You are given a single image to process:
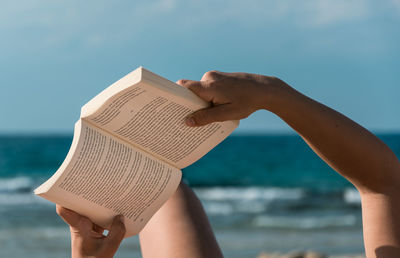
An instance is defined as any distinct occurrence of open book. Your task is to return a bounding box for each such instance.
[34,67,239,237]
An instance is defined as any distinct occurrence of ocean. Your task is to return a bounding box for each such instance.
[1,134,399,257]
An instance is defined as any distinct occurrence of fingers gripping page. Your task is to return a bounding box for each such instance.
[56,121,181,236]
[84,83,238,168]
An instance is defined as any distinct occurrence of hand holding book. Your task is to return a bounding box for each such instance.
[56,205,125,258]
[35,67,239,237]
[48,68,400,258]
[177,70,289,126]
[178,69,400,257]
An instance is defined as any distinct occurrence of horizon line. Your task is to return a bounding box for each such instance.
[0,129,399,137]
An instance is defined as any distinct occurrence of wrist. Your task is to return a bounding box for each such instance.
[258,77,299,115]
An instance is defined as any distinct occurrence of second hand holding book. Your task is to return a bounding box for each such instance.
[35,67,239,237]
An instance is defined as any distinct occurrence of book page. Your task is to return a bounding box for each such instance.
[82,77,239,169]
[35,120,181,237]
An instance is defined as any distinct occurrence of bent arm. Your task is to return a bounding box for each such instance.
[178,71,400,257]
[269,86,400,195]
[269,85,400,257]
[139,182,223,258]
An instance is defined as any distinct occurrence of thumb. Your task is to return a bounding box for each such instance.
[185,104,234,126]
[102,215,126,255]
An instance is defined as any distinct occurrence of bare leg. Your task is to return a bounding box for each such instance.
[139,182,223,258]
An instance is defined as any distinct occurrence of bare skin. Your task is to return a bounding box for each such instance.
[56,205,126,258]
[58,70,400,258]
[177,70,400,258]
[57,182,222,258]
[139,182,223,258]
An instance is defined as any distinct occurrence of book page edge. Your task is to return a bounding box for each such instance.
[80,67,143,118]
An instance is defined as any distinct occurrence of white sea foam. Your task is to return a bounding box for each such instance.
[0,176,33,193]
[194,187,305,201]
[343,188,361,204]
[203,201,235,215]
[253,214,358,229]
[0,176,50,206]
[0,193,50,206]
[194,187,306,216]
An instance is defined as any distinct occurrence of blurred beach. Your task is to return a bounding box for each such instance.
[2,0,400,256]
[1,134,399,257]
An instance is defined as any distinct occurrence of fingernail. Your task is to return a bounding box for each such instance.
[185,117,196,126]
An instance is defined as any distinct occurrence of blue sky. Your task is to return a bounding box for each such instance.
[1,0,399,134]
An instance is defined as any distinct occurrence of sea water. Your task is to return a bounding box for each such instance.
[0,134,399,257]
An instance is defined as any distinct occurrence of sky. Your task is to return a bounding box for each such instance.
[1,0,399,134]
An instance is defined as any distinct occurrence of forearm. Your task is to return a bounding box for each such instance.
[267,84,400,194]
[139,182,223,258]
[179,71,400,257]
